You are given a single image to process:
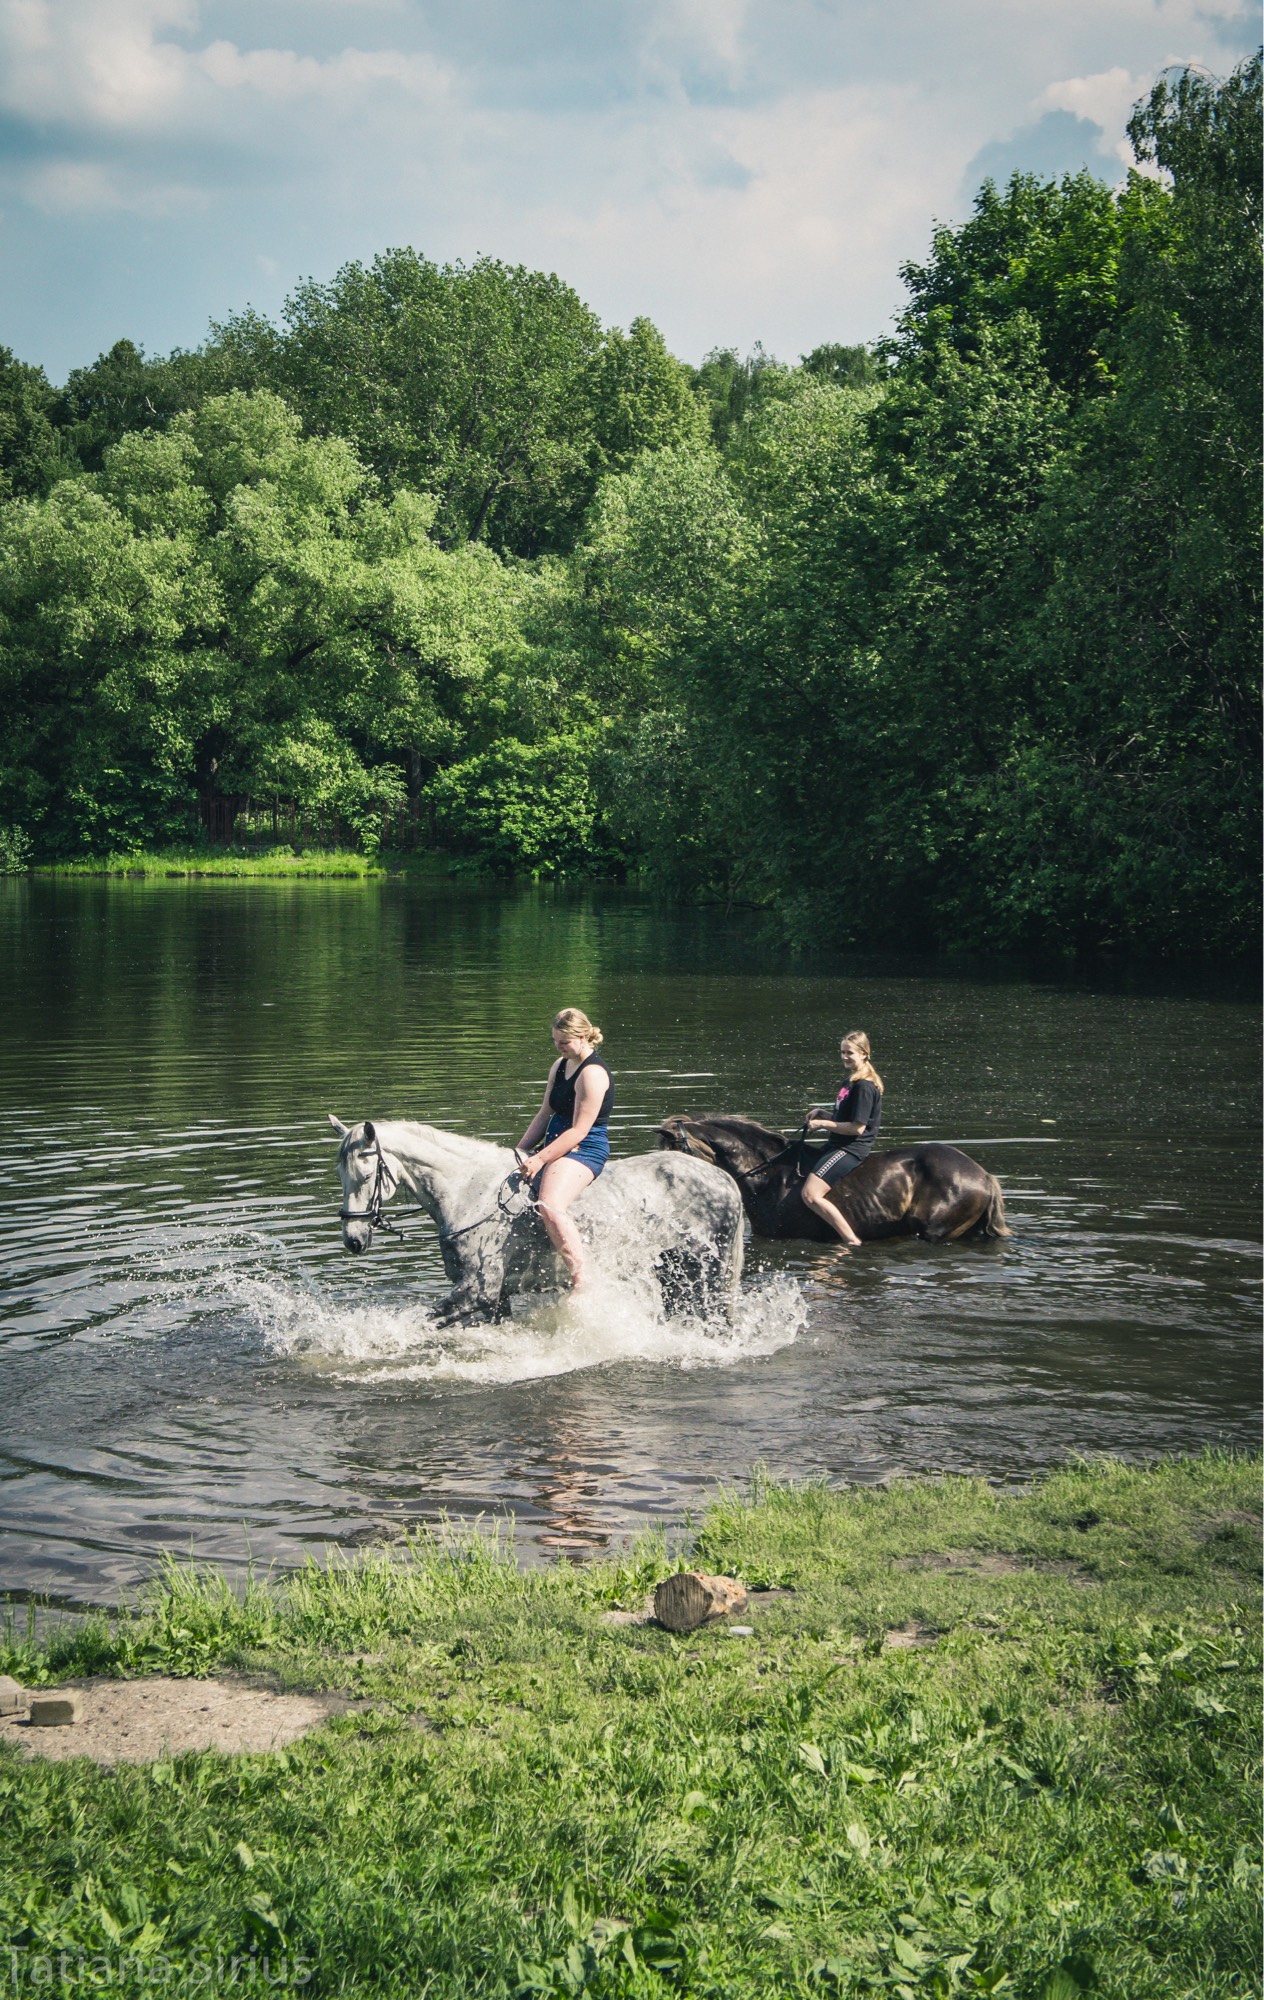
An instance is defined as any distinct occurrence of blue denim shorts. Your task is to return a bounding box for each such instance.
[543,1115,609,1177]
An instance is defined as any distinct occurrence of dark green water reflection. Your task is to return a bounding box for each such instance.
[1,876,1259,1605]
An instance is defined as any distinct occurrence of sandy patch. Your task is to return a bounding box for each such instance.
[0,1676,347,1765]
[894,1549,1090,1579]
[884,1622,940,1650]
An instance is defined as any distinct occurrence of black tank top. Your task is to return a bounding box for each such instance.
[548,1051,613,1127]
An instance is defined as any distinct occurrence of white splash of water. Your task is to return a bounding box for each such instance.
[235,1265,806,1386]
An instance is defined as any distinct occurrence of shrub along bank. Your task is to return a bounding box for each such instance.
[0,1452,1258,1997]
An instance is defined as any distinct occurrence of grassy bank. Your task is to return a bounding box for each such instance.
[36,847,386,879]
[0,1453,1258,1997]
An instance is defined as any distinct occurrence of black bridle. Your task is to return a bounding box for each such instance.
[338,1140,537,1246]
[338,1140,402,1236]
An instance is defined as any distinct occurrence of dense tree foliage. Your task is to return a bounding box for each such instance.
[0,393,506,854]
[689,344,792,446]
[890,171,1138,395]
[599,55,1261,955]
[0,347,66,499]
[0,58,1257,952]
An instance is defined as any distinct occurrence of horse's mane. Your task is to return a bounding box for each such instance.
[340,1120,509,1173]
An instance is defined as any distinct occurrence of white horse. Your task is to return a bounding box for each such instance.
[328,1116,745,1326]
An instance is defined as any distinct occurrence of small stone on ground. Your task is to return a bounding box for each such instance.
[0,1676,27,1717]
[29,1694,81,1726]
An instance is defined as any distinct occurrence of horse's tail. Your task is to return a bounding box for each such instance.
[975,1173,1011,1239]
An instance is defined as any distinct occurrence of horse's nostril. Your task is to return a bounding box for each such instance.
[346,1234,365,1254]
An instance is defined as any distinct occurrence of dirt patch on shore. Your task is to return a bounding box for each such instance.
[884,1622,940,1649]
[894,1549,1091,1580]
[0,1675,347,1765]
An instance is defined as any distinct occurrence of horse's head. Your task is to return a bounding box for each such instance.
[657,1115,717,1165]
[657,1114,787,1179]
[329,1114,401,1253]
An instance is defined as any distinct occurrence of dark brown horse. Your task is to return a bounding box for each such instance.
[657,1115,1010,1244]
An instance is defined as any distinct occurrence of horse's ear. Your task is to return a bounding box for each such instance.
[328,1114,349,1137]
[363,1120,376,1144]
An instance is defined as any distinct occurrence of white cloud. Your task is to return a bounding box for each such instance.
[642,0,751,90]
[24,157,208,217]
[1036,65,1145,132]
[0,0,452,134]
[1,0,1258,375]
[196,39,452,105]
[0,0,195,127]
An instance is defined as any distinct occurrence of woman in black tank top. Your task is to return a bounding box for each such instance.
[517,1007,613,1290]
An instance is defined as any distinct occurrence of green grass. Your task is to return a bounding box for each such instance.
[37,847,385,878]
[0,1453,1258,1998]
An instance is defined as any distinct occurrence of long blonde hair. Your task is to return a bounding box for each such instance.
[553,1007,603,1048]
[841,1029,882,1094]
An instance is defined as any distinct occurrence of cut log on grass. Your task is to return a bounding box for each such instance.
[654,1572,748,1632]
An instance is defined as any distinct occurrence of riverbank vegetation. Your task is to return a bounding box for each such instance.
[0,59,1258,956]
[39,848,385,878]
[0,1453,1258,1996]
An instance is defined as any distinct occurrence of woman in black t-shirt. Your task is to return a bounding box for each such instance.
[800,1030,884,1246]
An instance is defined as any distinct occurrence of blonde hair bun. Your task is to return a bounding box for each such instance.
[553,1007,603,1048]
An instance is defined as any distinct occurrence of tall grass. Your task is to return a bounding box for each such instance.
[37,846,385,878]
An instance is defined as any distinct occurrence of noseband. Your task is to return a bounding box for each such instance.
[338,1141,403,1239]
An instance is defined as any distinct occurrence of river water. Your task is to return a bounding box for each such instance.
[0,875,1258,1607]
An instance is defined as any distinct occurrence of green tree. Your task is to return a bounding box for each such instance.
[800,342,879,389]
[587,317,709,476]
[575,441,759,887]
[0,392,506,855]
[0,347,65,498]
[609,60,1259,956]
[983,52,1263,953]
[427,732,622,876]
[702,332,1066,938]
[54,337,266,471]
[689,345,790,447]
[225,251,604,555]
[891,169,1141,395]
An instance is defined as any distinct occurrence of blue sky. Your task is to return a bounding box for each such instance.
[1,0,1257,382]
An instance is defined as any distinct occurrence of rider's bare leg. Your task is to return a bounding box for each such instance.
[535,1158,597,1286]
[800,1170,862,1246]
